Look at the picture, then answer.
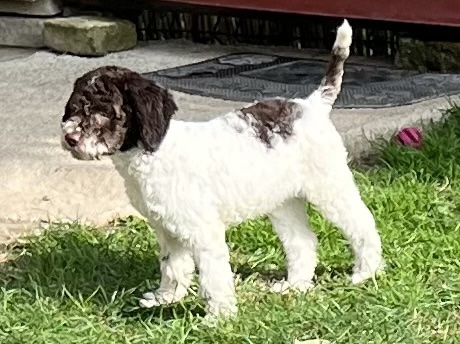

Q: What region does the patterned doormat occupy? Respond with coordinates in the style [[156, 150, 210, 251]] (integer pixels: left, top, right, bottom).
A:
[[144, 53, 460, 109]]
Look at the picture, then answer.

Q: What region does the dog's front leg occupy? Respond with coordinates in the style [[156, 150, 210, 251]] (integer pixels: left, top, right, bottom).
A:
[[193, 222, 237, 319], [140, 226, 195, 308]]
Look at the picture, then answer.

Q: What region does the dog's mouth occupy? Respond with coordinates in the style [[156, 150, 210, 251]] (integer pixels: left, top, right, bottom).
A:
[[61, 136, 108, 160], [61, 132, 107, 161], [61, 120, 109, 160]]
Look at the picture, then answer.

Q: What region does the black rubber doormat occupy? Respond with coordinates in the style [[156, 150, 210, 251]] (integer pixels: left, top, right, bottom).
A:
[[144, 53, 460, 109]]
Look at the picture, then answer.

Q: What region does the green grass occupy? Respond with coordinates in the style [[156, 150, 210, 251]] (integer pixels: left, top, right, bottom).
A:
[[1, 108, 460, 344]]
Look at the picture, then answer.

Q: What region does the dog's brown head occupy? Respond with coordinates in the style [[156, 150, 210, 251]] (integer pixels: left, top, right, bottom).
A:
[[61, 66, 177, 160]]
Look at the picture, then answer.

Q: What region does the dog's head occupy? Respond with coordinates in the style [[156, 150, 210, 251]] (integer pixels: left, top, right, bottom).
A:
[[61, 66, 177, 160]]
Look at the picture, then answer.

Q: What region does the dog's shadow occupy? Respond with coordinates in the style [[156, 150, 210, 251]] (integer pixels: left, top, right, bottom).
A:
[[235, 261, 352, 288], [0, 217, 353, 322], [0, 226, 206, 320]]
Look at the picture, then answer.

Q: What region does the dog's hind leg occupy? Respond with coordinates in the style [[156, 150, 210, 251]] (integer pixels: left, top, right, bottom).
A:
[[268, 198, 318, 293], [306, 169, 383, 285], [139, 226, 195, 308]]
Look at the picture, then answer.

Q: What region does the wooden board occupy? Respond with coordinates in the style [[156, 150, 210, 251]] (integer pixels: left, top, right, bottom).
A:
[[160, 0, 460, 27], [64, 0, 460, 27]]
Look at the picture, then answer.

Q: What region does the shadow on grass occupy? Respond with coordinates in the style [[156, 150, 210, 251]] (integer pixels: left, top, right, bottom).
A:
[[1, 227, 151, 292], [0, 223, 189, 318], [0, 214, 358, 322], [0, 222, 211, 320], [234, 260, 353, 286]]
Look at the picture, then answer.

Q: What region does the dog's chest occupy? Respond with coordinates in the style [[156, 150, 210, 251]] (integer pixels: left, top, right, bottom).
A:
[[110, 150, 160, 219], [127, 151, 172, 220]]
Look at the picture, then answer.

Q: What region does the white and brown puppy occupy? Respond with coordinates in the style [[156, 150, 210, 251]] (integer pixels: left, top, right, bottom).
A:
[[61, 20, 383, 318]]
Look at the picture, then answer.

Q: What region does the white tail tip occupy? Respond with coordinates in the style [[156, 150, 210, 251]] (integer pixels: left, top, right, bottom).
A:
[[334, 19, 353, 49]]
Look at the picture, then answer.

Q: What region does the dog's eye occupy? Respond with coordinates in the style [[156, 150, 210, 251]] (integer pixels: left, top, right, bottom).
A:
[[94, 114, 109, 126]]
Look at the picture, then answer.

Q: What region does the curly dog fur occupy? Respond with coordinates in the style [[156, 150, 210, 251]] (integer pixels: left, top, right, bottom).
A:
[[61, 20, 383, 318]]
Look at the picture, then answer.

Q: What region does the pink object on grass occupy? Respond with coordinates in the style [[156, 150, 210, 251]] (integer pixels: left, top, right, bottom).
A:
[[396, 127, 423, 149]]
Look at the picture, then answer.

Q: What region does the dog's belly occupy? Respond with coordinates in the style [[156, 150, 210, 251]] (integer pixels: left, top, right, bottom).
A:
[[219, 201, 282, 227], [215, 172, 302, 226], [219, 190, 299, 226]]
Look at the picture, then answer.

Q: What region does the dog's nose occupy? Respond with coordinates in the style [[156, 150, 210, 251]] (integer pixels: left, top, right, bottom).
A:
[[64, 133, 80, 147]]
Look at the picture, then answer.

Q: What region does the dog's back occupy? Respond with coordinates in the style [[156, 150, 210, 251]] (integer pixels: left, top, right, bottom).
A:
[[145, 20, 354, 223]]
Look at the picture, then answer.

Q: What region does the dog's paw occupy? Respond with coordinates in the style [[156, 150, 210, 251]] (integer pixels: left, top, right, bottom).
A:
[[350, 271, 373, 285], [351, 259, 385, 285], [139, 290, 184, 308], [270, 279, 314, 295], [205, 299, 238, 320], [350, 269, 385, 284]]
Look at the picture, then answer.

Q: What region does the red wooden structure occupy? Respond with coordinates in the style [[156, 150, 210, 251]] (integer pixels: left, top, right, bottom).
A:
[[160, 0, 460, 27], [65, 0, 460, 28]]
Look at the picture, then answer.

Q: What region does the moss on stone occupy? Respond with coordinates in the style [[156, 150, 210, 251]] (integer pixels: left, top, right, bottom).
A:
[[396, 37, 460, 73], [43, 16, 137, 56]]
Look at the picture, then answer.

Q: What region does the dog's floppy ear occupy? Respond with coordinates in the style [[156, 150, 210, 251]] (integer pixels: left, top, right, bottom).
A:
[[126, 76, 178, 152]]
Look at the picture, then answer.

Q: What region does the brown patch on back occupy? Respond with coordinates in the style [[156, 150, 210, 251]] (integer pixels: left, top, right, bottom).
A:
[[238, 98, 302, 147]]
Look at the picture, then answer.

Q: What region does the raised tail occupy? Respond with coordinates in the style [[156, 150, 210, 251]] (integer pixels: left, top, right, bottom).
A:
[[320, 19, 352, 104]]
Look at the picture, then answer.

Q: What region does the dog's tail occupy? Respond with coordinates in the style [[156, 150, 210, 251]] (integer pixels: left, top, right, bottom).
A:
[[319, 19, 352, 104]]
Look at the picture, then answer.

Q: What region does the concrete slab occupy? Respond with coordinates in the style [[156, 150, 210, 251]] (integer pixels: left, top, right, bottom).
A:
[[0, 0, 61, 16], [0, 16, 45, 47], [0, 39, 456, 242], [0, 46, 38, 62]]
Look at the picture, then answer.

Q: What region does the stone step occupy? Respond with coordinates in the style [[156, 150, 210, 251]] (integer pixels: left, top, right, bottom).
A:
[[43, 16, 137, 56], [0, 16, 46, 47]]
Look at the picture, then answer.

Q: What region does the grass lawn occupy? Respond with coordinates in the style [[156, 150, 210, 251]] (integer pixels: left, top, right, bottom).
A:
[[1, 107, 460, 344]]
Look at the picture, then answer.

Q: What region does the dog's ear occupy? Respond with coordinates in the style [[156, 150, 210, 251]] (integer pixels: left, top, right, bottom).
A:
[[125, 77, 178, 152]]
